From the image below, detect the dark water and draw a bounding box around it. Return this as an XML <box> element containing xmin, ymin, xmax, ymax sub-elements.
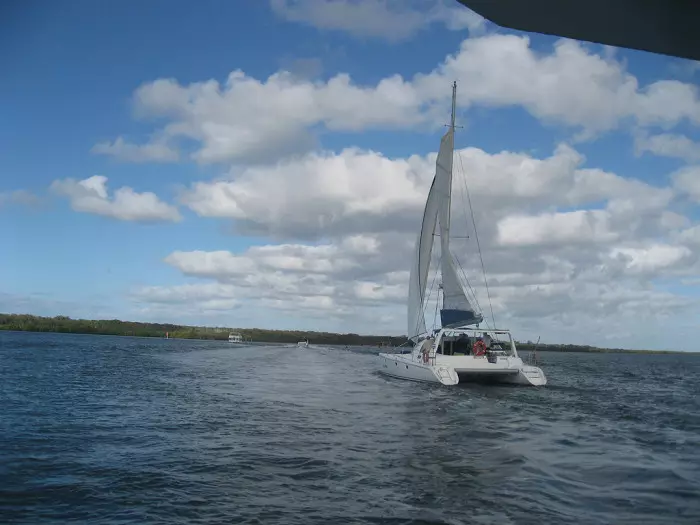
<box><xmin>1</xmin><ymin>332</ymin><xmax>699</xmax><ymax>524</ymax></box>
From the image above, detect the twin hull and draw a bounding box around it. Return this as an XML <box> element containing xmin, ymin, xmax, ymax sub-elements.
<box><xmin>378</xmin><ymin>352</ymin><xmax>547</xmax><ymax>386</ymax></box>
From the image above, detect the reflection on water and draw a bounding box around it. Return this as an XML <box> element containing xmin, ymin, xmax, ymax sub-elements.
<box><xmin>1</xmin><ymin>332</ymin><xmax>699</xmax><ymax>524</ymax></box>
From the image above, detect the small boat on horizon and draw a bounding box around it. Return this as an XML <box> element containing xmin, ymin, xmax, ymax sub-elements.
<box><xmin>297</xmin><ymin>339</ymin><xmax>309</xmax><ymax>348</ymax></box>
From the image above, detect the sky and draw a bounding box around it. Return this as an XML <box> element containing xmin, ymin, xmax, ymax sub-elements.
<box><xmin>2</xmin><ymin>0</ymin><xmax>700</xmax><ymax>351</ymax></box>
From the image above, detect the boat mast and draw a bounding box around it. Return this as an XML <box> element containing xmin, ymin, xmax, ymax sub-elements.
<box><xmin>446</xmin><ymin>80</ymin><xmax>456</xmax><ymax>233</ymax></box>
<box><xmin>439</xmin><ymin>81</ymin><xmax>457</xmax><ymax>308</ymax></box>
<box><xmin>448</xmin><ymin>82</ymin><xmax>495</xmax><ymax>328</ymax></box>
<box><xmin>450</xmin><ymin>81</ymin><xmax>457</xmax><ymax>130</ymax></box>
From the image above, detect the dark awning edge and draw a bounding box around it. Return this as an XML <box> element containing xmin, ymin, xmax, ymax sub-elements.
<box><xmin>457</xmin><ymin>0</ymin><xmax>700</xmax><ymax>62</ymax></box>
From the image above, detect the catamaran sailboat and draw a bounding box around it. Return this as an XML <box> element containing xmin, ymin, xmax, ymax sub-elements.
<box><xmin>378</xmin><ymin>82</ymin><xmax>546</xmax><ymax>387</ymax></box>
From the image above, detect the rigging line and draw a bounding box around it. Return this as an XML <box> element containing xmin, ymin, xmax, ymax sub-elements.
<box><xmin>424</xmin><ymin>253</ymin><xmax>442</xmax><ymax>329</ymax></box>
<box><xmin>454</xmin><ymin>253</ymin><xmax>479</xmax><ymax>311</ymax></box>
<box><xmin>451</xmin><ymin>152</ymin><xmax>490</xmax><ymax>329</ymax></box>
<box><xmin>452</xmin><ymin>151</ymin><xmax>485</xmax><ymax>320</ymax></box>
<box><xmin>453</xmin><ymin>254</ymin><xmax>491</xmax><ymax>331</ymax></box>
<box><xmin>453</xmin><ymin>252</ymin><xmax>491</xmax><ymax>330</ymax></box>
<box><xmin>433</xmin><ymin>285</ymin><xmax>440</xmax><ymax>331</ymax></box>
<box><xmin>457</xmin><ymin>150</ymin><xmax>496</xmax><ymax>328</ymax></box>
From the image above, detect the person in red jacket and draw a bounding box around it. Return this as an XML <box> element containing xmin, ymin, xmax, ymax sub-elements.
<box><xmin>473</xmin><ymin>337</ymin><xmax>487</xmax><ymax>356</ymax></box>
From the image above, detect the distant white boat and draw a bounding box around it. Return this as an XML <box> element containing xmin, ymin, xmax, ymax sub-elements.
<box><xmin>297</xmin><ymin>340</ymin><xmax>309</xmax><ymax>348</ymax></box>
<box><xmin>228</xmin><ymin>332</ymin><xmax>243</xmax><ymax>343</ymax></box>
<box><xmin>378</xmin><ymin>82</ymin><xmax>546</xmax><ymax>387</ymax></box>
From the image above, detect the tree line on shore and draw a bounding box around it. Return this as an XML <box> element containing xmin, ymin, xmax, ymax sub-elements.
<box><xmin>0</xmin><ymin>313</ymin><xmax>405</xmax><ymax>346</ymax></box>
<box><xmin>0</xmin><ymin>312</ymin><xmax>686</xmax><ymax>353</ymax></box>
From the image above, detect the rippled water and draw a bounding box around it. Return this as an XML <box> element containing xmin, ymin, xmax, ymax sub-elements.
<box><xmin>1</xmin><ymin>331</ymin><xmax>699</xmax><ymax>524</ymax></box>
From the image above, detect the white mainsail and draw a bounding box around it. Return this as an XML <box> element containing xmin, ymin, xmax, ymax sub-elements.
<box><xmin>406</xmin><ymin>82</ymin><xmax>482</xmax><ymax>340</ymax></box>
<box><xmin>434</xmin><ymin>127</ymin><xmax>459</xmax><ymax>306</ymax></box>
<box><xmin>434</xmin><ymin>119</ymin><xmax>482</xmax><ymax>327</ymax></box>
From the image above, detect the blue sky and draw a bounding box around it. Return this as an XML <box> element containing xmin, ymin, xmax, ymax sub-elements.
<box><xmin>2</xmin><ymin>0</ymin><xmax>700</xmax><ymax>350</ymax></box>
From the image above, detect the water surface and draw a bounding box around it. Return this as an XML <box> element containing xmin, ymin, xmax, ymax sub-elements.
<box><xmin>1</xmin><ymin>332</ymin><xmax>699</xmax><ymax>524</ymax></box>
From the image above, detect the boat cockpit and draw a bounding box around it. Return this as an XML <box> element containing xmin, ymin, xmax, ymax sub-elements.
<box><xmin>429</xmin><ymin>328</ymin><xmax>517</xmax><ymax>358</ymax></box>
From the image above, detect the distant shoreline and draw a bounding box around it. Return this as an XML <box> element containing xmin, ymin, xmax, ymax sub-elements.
<box><xmin>1</xmin><ymin>313</ymin><xmax>695</xmax><ymax>354</ymax></box>
<box><xmin>0</xmin><ymin>313</ymin><xmax>405</xmax><ymax>347</ymax></box>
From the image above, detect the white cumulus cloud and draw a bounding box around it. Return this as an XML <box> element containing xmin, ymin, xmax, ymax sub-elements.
<box><xmin>269</xmin><ymin>0</ymin><xmax>485</xmax><ymax>42</ymax></box>
<box><xmin>128</xmin><ymin>139</ymin><xmax>700</xmax><ymax>347</ymax></box>
<box><xmin>91</xmin><ymin>136</ymin><xmax>180</xmax><ymax>163</ymax></box>
<box><xmin>98</xmin><ymin>34</ymin><xmax>700</xmax><ymax>164</ymax></box>
<box><xmin>79</xmin><ymin>26</ymin><xmax>700</xmax><ymax>348</ymax></box>
<box><xmin>51</xmin><ymin>175</ymin><xmax>182</xmax><ymax>223</ymax></box>
<box><xmin>496</xmin><ymin>210</ymin><xmax>618</xmax><ymax>247</ymax></box>
<box><xmin>634</xmin><ymin>132</ymin><xmax>700</xmax><ymax>163</ymax></box>
<box><xmin>177</xmin><ymin>142</ymin><xmax>673</xmax><ymax>244</ymax></box>
<box><xmin>672</xmin><ymin>166</ymin><xmax>700</xmax><ymax>202</ymax></box>
<box><xmin>0</xmin><ymin>189</ymin><xmax>41</xmax><ymax>208</ymax></box>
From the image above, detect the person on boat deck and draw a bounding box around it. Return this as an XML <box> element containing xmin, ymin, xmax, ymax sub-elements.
<box><xmin>482</xmin><ymin>332</ymin><xmax>492</xmax><ymax>349</ymax></box>
<box><xmin>472</xmin><ymin>336</ymin><xmax>486</xmax><ymax>355</ymax></box>
<box><xmin>419</xmin><ymin>337</ymin><xmax>434</xmax><ymax>361</ymax></box>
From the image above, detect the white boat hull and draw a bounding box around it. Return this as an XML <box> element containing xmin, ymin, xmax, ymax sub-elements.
<box><xmin>378</xmin><ymin>353</ymin><xmax>459</xmax><ymax>385</ymax></box>
<box><xmin>379</xmin><ymin>352</ymin><xmax>546</xmax><ymax>386</ymax></box>
<box><xmin>378</xmin><ymin>327</ymin><xmax>548</xmax><ymax>388</ymax></box>
<box><xmin>435</xmin><ymin>354</ymin><xmax>546</xmax><ymax>386</ymax></box>
<box><xmin>509</xmin><ymin>364</ymin><xmax>547</xmax><ymax>386</ymax></box>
